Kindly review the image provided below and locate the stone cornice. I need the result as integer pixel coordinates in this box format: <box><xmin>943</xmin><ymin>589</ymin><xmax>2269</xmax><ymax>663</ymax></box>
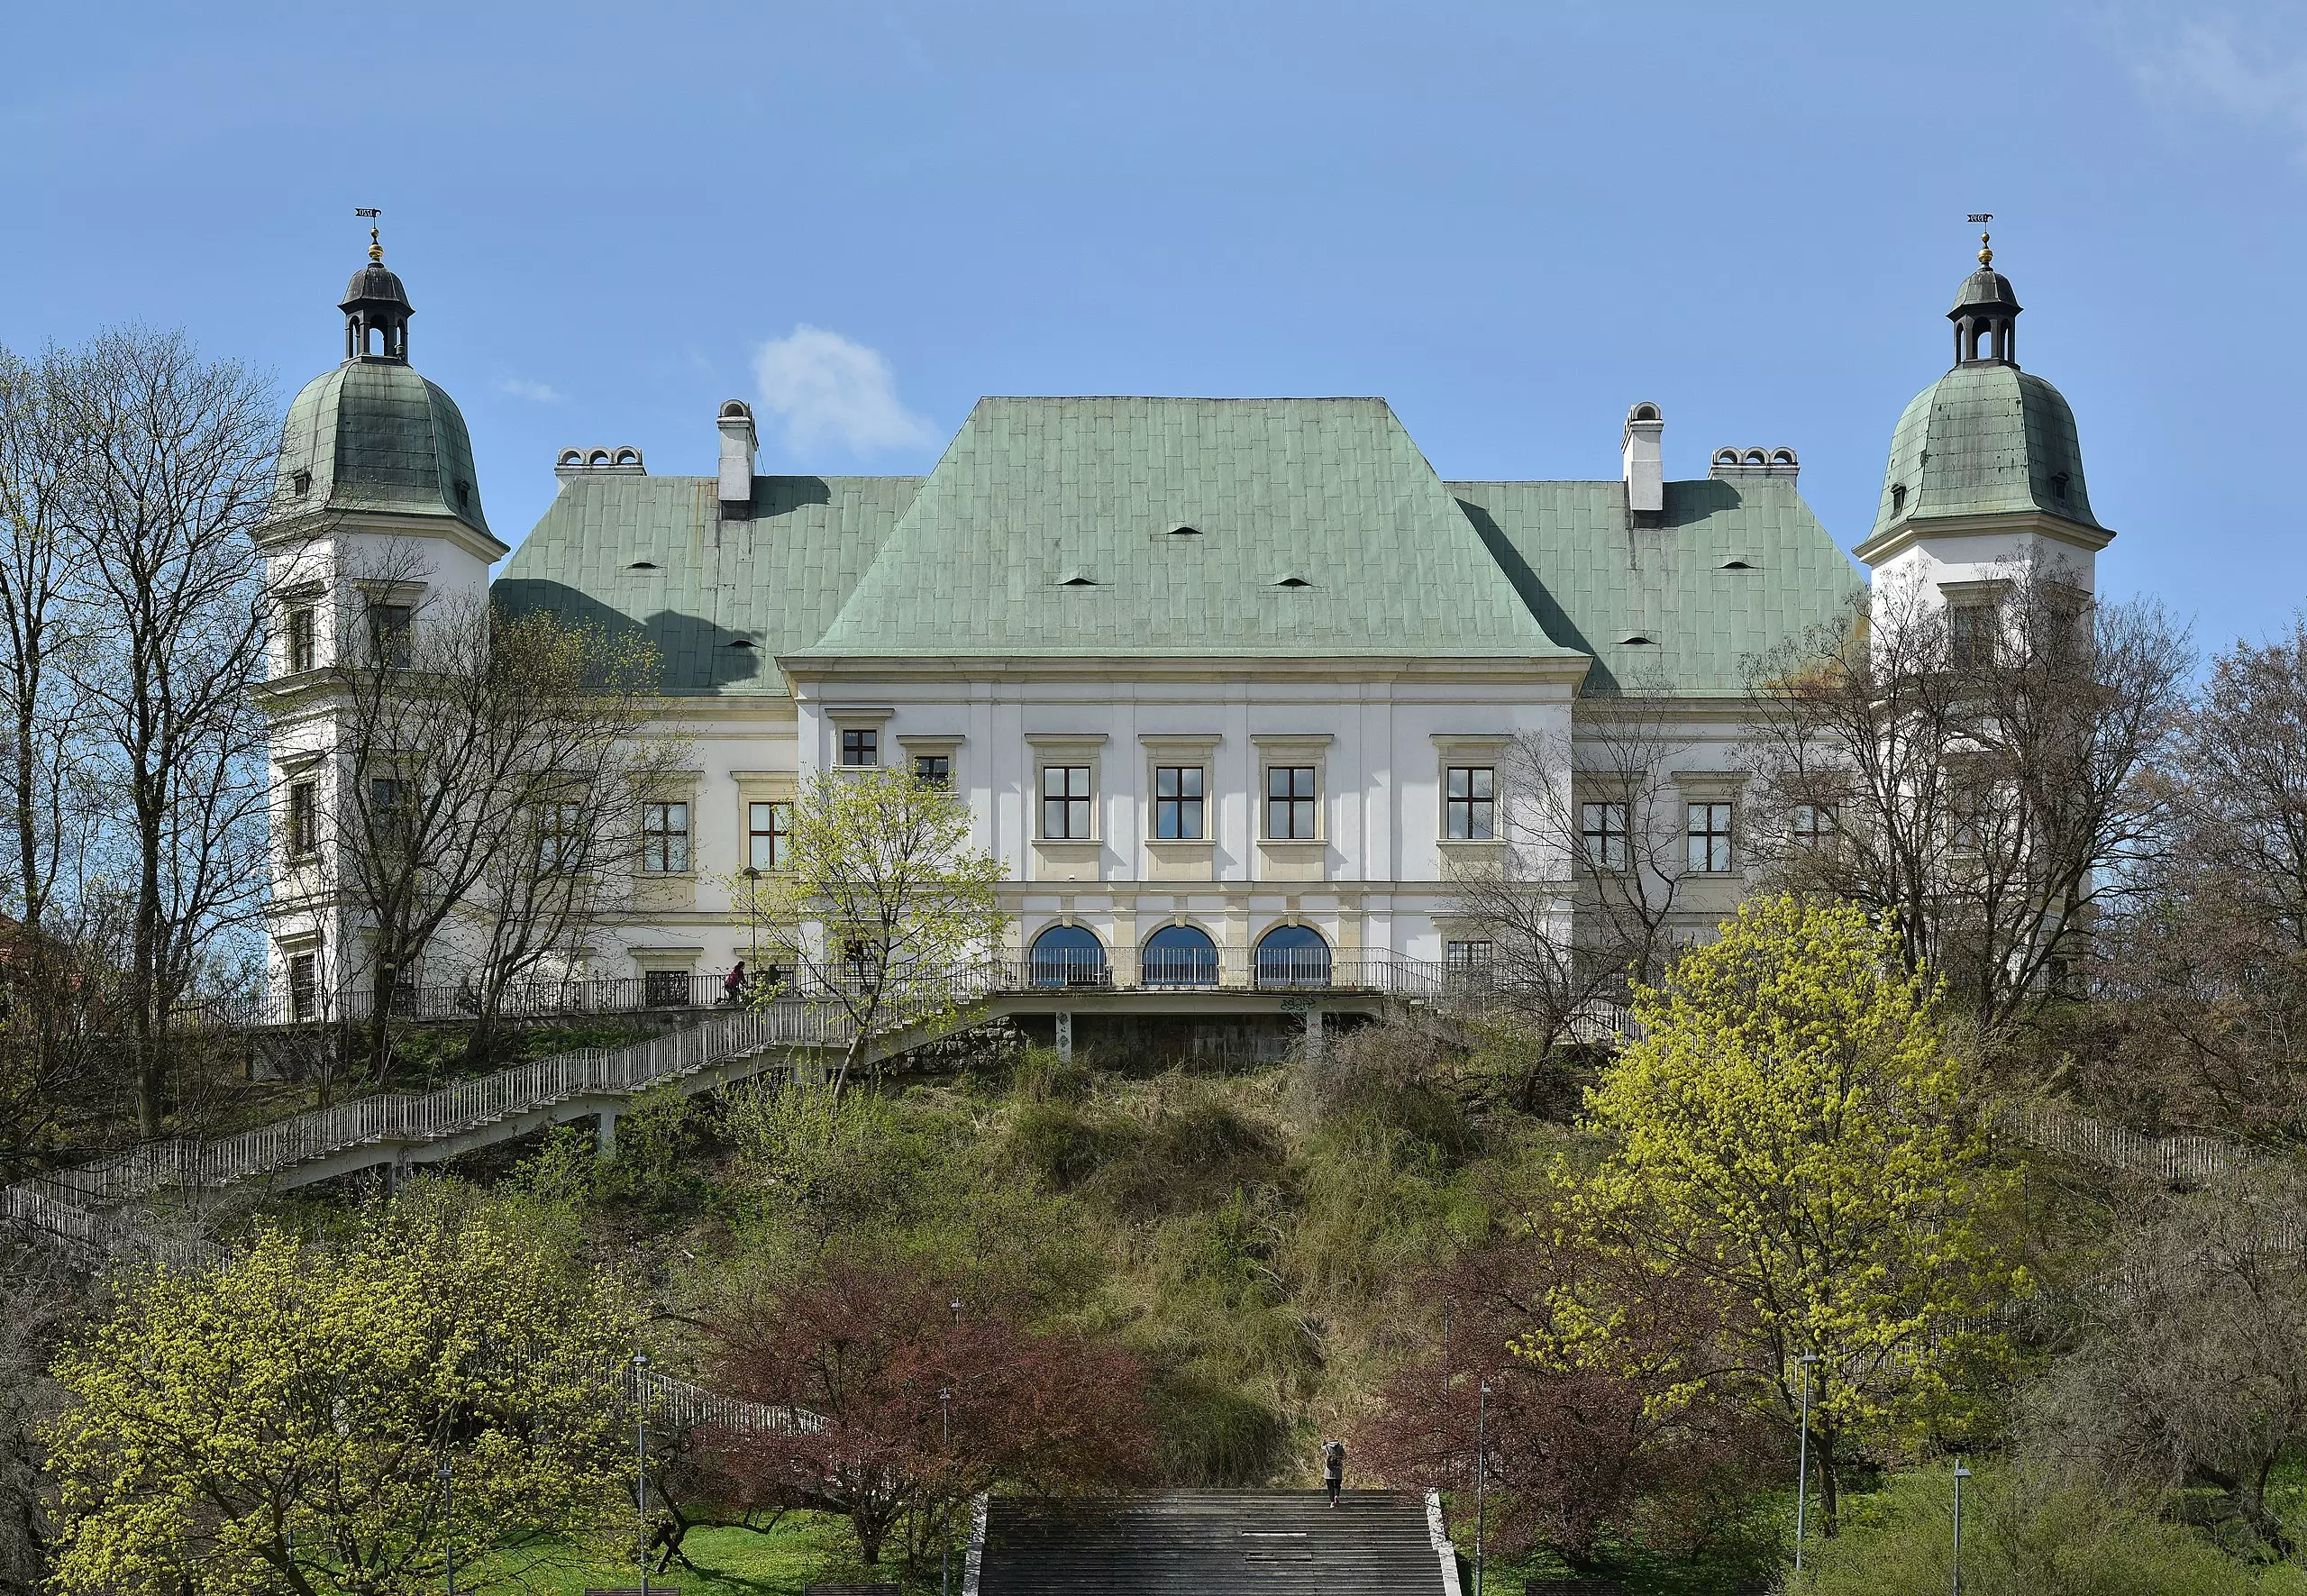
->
<box><xmin>779</xmin><ymin>652</ymin><xmax>1593</xmax><ymax>689</ymax></box>
<box><xmin>1853</xmin><ymin>507</ymin><xmax>2114</xmax><ymax>567</ymax></box>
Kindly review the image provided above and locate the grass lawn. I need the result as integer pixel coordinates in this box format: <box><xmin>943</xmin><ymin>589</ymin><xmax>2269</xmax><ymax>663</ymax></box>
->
<box><xmin>505</xmin><ymin>1516</ymin><xmax>952</xmax><ymax>1596</ymax></box>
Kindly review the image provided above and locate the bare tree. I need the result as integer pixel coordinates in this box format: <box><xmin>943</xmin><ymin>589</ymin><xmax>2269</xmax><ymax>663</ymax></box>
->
<box><xmin>324</xmin><ymin>559</ymin><xmax>668</xmax><ymax>1080</ymax></box>
<box><xmin>0</xmin><ymin>346</ymin><xmax>115</xmax><ymax>1155</ymax></box>
<box><xmin>50</xmin><ymin>329</ymin><xmax>277</xmax><ymax>1138</ymax></box>
<box><xmin>1744</xmin><ymin>563</ymin><xmax>2190</xmax><ymax>1035</ymax></box>
<box><xmin>0</xmin><ymin>1240</ymin><xmax>77</xmax><ymax>1596</ymax></box>
<box><xmin>1445</xmin><ymin>683</ymin><xmax>1696</xmax><ymax>1108</ymax></box>
<box><xmin>2025</xmin><ymin>1169</ymin><xmax>2307</xmax><ymax>1555</ymax></box>
<box><xmin>2083</xmin><ymin>619</ymin><xmax>2307</xmax><ymax>1137</ymax></box>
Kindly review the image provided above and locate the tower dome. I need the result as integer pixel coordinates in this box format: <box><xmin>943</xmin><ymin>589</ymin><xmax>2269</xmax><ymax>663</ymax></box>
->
<box><xmin>1864</xmin><ymin>239</ymin><xmax>2099</xmax><ymax>546</ymax></box>
<box><xmin>270</xmin><ymin>237</ymin><xmax>489</xmax><ymax>537</ymax></box>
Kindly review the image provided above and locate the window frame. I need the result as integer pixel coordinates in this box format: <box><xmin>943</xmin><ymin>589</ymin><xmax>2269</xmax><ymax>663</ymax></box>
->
<box><xmin>1581</xmin><ymin>800</ymin><xmax>1629</xmax><ymax>872</ymax></box>
<box><xmin>1041</xmin><ymin>764</ymin><xmax>1094</xmax><ymax>841</ymax></box>
<box><xmin>1444</xmin><ymin>765</ymin><xmax>1496</xmax><ymax>841</ymax></box>
<box><xmin>1154</xmin><ymin>764</ymin><xmax>1206</xmax><ymax>841</ymax></box>
<box><xmin>366</xmin><ymin>600</ymin><xmax>414</xmax><ymax>670</ymax></box>
<box><xmin>535</xmin><ymin>799</ymin><xmax>586</xmax><ymax>872</ymax></box>
<box><xmin>641</xmin><ymin>800</ymin><xmax>691</xmax><ymax>874</ymax></box>
<box><xmin>1790</xmin><ymin>802</ymin><xmax>1837</xmax><ymax>850</ymax></box>
<box><xmin>286</xmin><ymin>606</ymin><xmax>315</xmax><ymax>674</ymax></box>
<box><xmin>287</xmin><ymin>952</ymin><xmax>319</xmax><ymax>1022</ymax></box>
<box><xmin>912</xmin><ymin>752</ymin><xmax>951</xmax><ymax>789</ymax></box>
<box><xmin>746</xmin><ymin>799</ymin><xmax>792</xmax><ymax>872</ymax></box>
<box><xmin>1264</xmin><ymin>764</ymin><xmax>1318</xmax><ymax>842</ymax></box>
<box><xmin>1686</xmin><ymin>800</ymin><xmax>1735</xmax><ymax>874</ymax></box>
<box><xmin>839</xmin><ymin>727</ymin><xmax>880</xmax><ymax>768</ymax></box>
<box><xmin>287</xmin><ymin>779</ymin><xmax>318</xmax><ymax>859</ymax></box>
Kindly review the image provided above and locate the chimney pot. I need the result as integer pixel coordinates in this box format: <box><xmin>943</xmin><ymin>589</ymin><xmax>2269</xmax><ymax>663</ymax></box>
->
<box><xmin>1622</xmin><ymin>402</ymin><xmax>1664</xmax><ymax>515</ymax></box>
<box><xmin>717</xmin><ymin>400</ymin><xmax>757</xmax><ymax>518</ymax></box>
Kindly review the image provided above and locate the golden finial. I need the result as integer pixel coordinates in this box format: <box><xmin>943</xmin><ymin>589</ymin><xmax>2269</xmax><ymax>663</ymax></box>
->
<box><xmin>356</xmin><ymin>207</ymin><xmax>382</xmax><ymax>264</ymax></box>
<box><xmin>1968</xmin><ymin>212</ymin><xmax>1993</xmax><ymax>268</ymax></box>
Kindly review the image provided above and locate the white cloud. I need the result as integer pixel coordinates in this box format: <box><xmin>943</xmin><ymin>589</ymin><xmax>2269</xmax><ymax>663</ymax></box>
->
<box><xmin>752</xmin><ymin>324</ymin><xmax>938</xmax><ymax>457</ymax></box>
<box><xmin>496</xmin><ymin>377</ymin><xmax>562</xmax><ymax>402</ymax></box>
<box><xmin>2121</xmin><ymin>11</ymin><xmax>2307</xmax><ymax>155</ymax></box>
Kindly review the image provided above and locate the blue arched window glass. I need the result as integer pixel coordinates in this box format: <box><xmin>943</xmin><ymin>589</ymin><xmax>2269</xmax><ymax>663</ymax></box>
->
<box><xmin>1255</xmin><ymin>924</ymin><xmax>1331</xmax><ymax>988</ymax></box>
<box><xmin>1029</xmin><ymin>925</ymin><xmax>1108</xmax><ymax>988</ymax></box>
<box><xmin>1141</xmin><ymin>925</ymin><xmax>1218</xmax><ymax>988</ymax></box>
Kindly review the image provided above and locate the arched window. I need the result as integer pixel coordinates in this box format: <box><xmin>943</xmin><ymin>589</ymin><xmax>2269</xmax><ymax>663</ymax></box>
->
<box><xmin>1141</xmin><ymin>925</ymin><xmax>1217</xmax><ymax>988</ymax></box>
<box><xmin>1029</xmin><ymin>925</ymin><xmax>1108</xmax><ymax>988</ymax></box>
<box><xmin>1255</xmin><ymin>924</ymin><xmax>1330</xmax><ymax>989</ymax></box>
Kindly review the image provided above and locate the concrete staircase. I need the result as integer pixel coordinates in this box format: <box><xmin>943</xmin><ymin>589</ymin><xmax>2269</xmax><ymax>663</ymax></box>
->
<box><xmin>968</xmin><ymin>1490</ymin><xmax>1460</xmax><ymax>1596</ymax></box>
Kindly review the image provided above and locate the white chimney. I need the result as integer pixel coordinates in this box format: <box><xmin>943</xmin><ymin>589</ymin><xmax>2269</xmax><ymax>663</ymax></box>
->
<box><xmin>1622</xmin><ymin>402</ymin><xmax>1664</xmax><ymax>515</ymax></box>
<box><xmin>717</xmin><ymin>400</ymin><xmax>757</xmax><ymax>517</ymax></box>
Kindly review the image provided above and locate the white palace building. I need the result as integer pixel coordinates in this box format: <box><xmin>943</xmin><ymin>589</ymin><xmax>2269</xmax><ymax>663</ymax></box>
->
<box><xmin>257</xmin><ymin>236</ymin><xmax>2111</xmax><ymax>1039</ymax></box>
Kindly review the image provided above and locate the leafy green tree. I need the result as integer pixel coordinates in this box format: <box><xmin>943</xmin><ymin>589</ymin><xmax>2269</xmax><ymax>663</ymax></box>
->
<box><xmin>731</xmin><ymin>766</ymin><xmax>1005</xmax><ymax>1091</ymax></box>
<box><xmin>44</xmin><ymin>1184</ymin><xmax>634</xmax><ymax>1596</ymax></box>
<box><xmin>1562</xmin><ymin>896</ymin><xmax>2025</xmax><ymax>1532</ymax></box>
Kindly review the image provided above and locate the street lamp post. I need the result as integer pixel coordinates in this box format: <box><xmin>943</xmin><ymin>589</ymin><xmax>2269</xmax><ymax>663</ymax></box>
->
<box><xmin>1952</xmin><ymin>1459</ymin><xmax>1970</xmax><ymax>1596</ymax></box>
<box><xmin>941</xmin><ymin>1387</ymin><xmax>954</xmax><ymax>1596</ymax></box>
<box><xmin>1793</xmin><ymin>1350</ymin><xmax>1820</xmax><ymax>1574</ymax></box>
<box><xmin>634</xmin><ymin>1353</ymin><xmax>649</xmax><ymax>1592</ymax></box>
<box><xmin>440</xmin><ymin>1455</ymin><xmax>454</xmax><ymax>1596</ymax></box>
<box><xmin>1473</xmin><ymin>1378</ymin><xmax>1490</xmax><ymax>1596</ymax></box>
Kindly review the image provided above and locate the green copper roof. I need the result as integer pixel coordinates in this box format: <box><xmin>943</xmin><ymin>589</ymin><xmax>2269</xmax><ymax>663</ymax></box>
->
<box><xmin>276</xmin><ymin>360</ymin><xmax>489</xmax><ymax>534</ymax></box>
<box><xmin>1450</xmin><ymin>477</ymin><xmax>1862</xmax><ymax>696</ymax></box>
<box><xmin>495</xmin><ymin>472</ymin><xmax>920</xmax><ymax>696</ymax></box>
<box><xmin>1869</xmin><ymin>363</ymin><xmax>2098</xmax><ymax>542</ymax></box>
<box><xmin>793</xmin><ymin>397</ymin><xmax>1576</xmax><ymax>662</ymax></box>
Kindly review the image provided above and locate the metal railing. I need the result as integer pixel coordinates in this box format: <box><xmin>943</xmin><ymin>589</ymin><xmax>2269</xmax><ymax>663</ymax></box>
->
<box><xmin>29</xmin><ymin>999</ymin><xmax>855</xmax><ymax>1208</ymax></box>
<box><xmin>180</xmin><ymin>953</ymin><xmax>1575</xmax><ymax>1030</ymax></box>
<box><xmin>29</xmin><ymin>955</ymin><xmax>1641</xmax><ymax>1221</ymax></box>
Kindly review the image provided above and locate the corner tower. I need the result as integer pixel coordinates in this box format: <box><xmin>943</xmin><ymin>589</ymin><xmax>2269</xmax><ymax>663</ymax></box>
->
<box><xmin>1853</xmin><ymin>232</ymin><xmax>2111</xmax><ymax>611</ymax></box>
<box><xmin>255</xmin><ymin>228</ymin><xmax>509</xmax><ymax>1020</ymax></box>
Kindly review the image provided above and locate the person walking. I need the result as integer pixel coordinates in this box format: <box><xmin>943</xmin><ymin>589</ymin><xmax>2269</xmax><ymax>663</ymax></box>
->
<box><xmin>723</xmin><ymin>960</ymin><xmax>747</xmax><ymax>1006</ymax></box>
<box><xmin>1321</xmin><ymin>1438</ymin><xmax>1346</xmax><ymax>1507</ymax></box>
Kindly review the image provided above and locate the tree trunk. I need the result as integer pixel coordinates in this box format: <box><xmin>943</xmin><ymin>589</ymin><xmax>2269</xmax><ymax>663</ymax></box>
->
<box><xmin>1817</xmin><ymin>1416</ymin><xmax>1840</xmax><ymax>1536</ymax></box>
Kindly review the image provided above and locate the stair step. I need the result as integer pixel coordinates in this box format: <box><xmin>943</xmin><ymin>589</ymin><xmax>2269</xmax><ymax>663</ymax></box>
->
<box><xmin>977</xmin><ymin>1491</ymin><xmax>1450</xmax><ymax>1595</ymax></box>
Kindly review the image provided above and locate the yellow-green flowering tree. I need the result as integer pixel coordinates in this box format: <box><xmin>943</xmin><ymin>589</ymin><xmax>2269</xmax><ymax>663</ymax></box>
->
<box><xmin>734</xmin><ymin>766</ymin><xmax>1006</xmax><ymax>1092</ymax></box>
<box><xmin>1563</xmin><ymin>896</ymin><xmax>2024</xmax><ymax>1533</ymax></box>
<box><xmin>44</xmin><ymin>1183</ymin><xmax>634</xmax><ymax>1596</ymax></box>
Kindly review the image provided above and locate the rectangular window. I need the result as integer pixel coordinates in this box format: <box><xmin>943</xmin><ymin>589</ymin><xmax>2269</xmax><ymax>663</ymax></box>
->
<box><xmin>369</xmin><ymin>776</ymin><xmax>409</xmax><ymax>815</ymax></box>
<box><xmin>1581</xmin><ymin>801</ymin><xmax>1628</xmax><ymax>871</ymax></box>
<box><xmin>1154</xmin><ymin>765</ymin><xmax>1205</xmax><ymax>840</ymax></box>
<box><xmin>840</xmin><ymin>728</ymin><xmax>879</xmax><ymax>766</ymax></box>
<box><xmin>1042</xmin><ymin>765</ymin><xmax>1092</xmax><ymax>840</ymax></box>
<box><xmin>1445</xmin><ymin>939</ymin><xmax>1493</xmax><ymax>971</ymax></box>
<box><xmin>913</xmin><ymin>753</ymin><xmax>951</xmax><ymax>789</ymax></box>
<box><xmin>287</xmin><ymin>606</ymin><xmax>315</xmax><ymax>674</ymax></box>
<box><xmin>1687</xmin><ymin>801</ymin><xmax>1735</xmax><ymax>873</ymax></box>
<box><xmin>1791</xmin><ymin>803</ymin><xmax>1836</xmax><ymax>849</ymax></box>
<box><xmin>1947</xmin><ymin>603</ymin><xmax>1993</xmax><ymax>668</ymax></box>
<box><xmin>1265</xmin><ymin>765</ymin><xmax>1318</xmax><ymax>840</ymax></box>
<box><xmin>367</xmin><ymin>601</ymin><xmax>413</xmax><ymax>669</ymax></box>
<box><xmin>287</xmin><ymin>953</ymin><xmax>318</xmax><ymax>1022</ymax></box>
<box><xmin>642</xmin><ymin>801</ymin><xmax>690</xmax><ymax>873</ymax></box>
<box><xmin>1445</xmin><ymin>766</ymin><xmax>1495</xmax><ymax>840</ymax></box>
<box><xmin>747</xmin><ymin>800</ymin><xmax>791</xmax><ymax>871</ymax></box>
<box><xmin>643</xmin><ymin>970</ymin><xmax>691</xmax><ymax>1008</ymax></box>
<box><xmin>287</xmin><ymin>780</ymin><xmax>318</xmax><ymax>857</ymax></box>
<box><xmin>536</xmin><ymin>801</ymin><xmax>584</xmax><ymax>871</ymax></box>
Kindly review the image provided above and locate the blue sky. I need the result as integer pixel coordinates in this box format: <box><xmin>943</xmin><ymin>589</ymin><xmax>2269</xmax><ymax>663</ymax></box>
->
<box><xmin>3</xmin><ymin>2</ymin><xmax>2300</xmax><ymax>652</ymax></box>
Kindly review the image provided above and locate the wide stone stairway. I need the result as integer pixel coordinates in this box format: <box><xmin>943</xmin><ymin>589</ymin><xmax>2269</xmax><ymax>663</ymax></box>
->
<box><xmin>971</xmin><ymin>1489</ymin><xmax>1460</xmax><ymax>1595</ymax></box>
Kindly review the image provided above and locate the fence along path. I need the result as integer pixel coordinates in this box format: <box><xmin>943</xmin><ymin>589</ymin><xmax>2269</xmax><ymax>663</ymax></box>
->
<box><xmin>19</xmin><ymin>999</ymin><xmax>857</xmax><ymax>1210</ymax></box>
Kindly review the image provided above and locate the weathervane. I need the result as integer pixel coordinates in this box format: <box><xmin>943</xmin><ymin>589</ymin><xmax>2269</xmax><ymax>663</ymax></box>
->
<box><xmin>356</xmin><ymin>207</ymin><xmax>382</xmax><ymax>265</ymax></box>
<box><xmin>1967</xmin><ymin>213</ymin><xmax>1993</xmax><ymax>267</ymax></box>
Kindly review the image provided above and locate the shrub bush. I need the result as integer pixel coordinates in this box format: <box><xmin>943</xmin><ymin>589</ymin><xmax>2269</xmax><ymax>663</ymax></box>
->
<box><xmin>1788</xmin><ymin>1467</ymin><xmax>2279</xmax><ymax>1596</ymax></box>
